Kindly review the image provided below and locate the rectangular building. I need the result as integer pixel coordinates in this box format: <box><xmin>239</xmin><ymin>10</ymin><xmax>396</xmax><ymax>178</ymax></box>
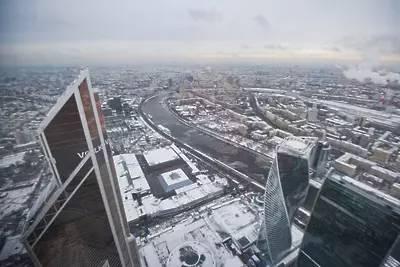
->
<box><xmin>158</xmin><ymin>168</ymin><xmax>193</xmax><ymax>193</ymax></box>
<box><xmin>297</xmin><ymin>169</ymin><xmax>400</xmax><ymax>267</ymax></box>
<box><xmin>143</xmin><ymin>146</ymin><xmax>181</xmax><ymax>170</ymax></box>
<box><xmin>21</xmin><ymin>69</ymin><xmax>138</xmax><ymax>267</ymax></box>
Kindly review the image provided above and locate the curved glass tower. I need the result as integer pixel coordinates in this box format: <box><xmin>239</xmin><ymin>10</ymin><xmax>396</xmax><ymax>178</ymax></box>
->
<box><xmin>257</xmin><ymin>136</ymin><xmax>315</xmax><ymax>265</ymax></box>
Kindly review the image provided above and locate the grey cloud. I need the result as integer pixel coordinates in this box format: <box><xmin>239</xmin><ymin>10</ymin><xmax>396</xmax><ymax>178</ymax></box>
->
<box><xmin>320</xmin><ymin>46</ymin><xmax>341</xmax><ymax>52</ymax></box>
<box><xmin>0</xmin><ymin>6</ymin><xmax>77</xmax><ymax>43</ymax></box>
<box><xmin>330</xmin><ymin>46</ymin><xmax>341</xmax><ymax>52</ymax></box>
<box><xmin>371</xmin><ymin>35</ymin><xmax>400</xmax><ymax>54</ymax></box>
<box><xmin>342</xmin><ymin>34</ymin><xmax>400</xmax><ymax>54</ymax></box>
<box><xmin>253</xmin><ymin>14</ymin><xmax>270</xmax><ymax>33</ymax></box>
<box><xmin>341</xmin><ymin>36</ymin><xmax>368</xmax><ymax>51</ymax></box>
<box><xmin>187</xmin><ymin>9</ymin><xmax>222</xmax><ymax>23</ymax></box>
<box><xmin>1</xmin><ymin>0</ymin><xmax>400</xmax><ymax>65</ymax></box>
<box><xmin>264</xmin><ymin>44</ymin><xmax>288</xmax><ymax>50</ymax></box>
<box><xmin>241</xmin><ymin>44</ymin><xmax>251</xmax><ymax>50</ymax></box>
<box><xmin>390</xmin><ymin>0</ymin><xmax>400</xmax><ymax>24</ymax></box>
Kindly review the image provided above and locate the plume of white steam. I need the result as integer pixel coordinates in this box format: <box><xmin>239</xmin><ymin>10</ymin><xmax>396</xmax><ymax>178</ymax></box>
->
<box><xmin>343</xmin><ymin>51</ymin><xmax>400</xmax><ymax>84</ymax></box>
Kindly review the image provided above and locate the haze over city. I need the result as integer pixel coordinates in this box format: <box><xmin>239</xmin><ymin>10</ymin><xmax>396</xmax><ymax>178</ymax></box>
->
<box><xmin>1</xmin><ymin>0</ymin><xmax>399</xmax><ymax>65</ymax></box>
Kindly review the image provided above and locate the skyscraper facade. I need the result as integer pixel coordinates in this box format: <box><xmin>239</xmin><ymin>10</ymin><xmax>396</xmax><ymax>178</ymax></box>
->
<box><xmin>168</xmin><ymin>78</ymin><xmax>173</xmax><ymax>89</ymax></box>
<box><xmin>21</xmin><ymin>69</ymin><xmax>137</xmax><ymax>267</ymax></box>
<box><xmin>257</xmin><ymin>137</ymin><xmax>315</xmax><ymax>266</ymax></box>
<box><xmin>297</xmin><ymin>169</ymin><xmax>400</xmax><ymax>267</ymax></box>
<box><xmin>311</xmin><ymin>141</ymin><xmax>330</xmax><ymax>177</ymax></box>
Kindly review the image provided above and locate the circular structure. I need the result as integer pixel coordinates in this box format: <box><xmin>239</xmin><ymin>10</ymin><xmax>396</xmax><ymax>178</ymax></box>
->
<box><xmin>254</xmin><ymin>195</ymin><xmax>264</xmax><ymax>206</ymax></box>
<box><xmin>167</xmin><ymin>241</ymin><xmax>216</xmax><ymax>267</ymax></box>
<box><xmin>253</xmin><ymin>195</ymin><xmax>265</xmax><ymax>211</ymax></box>
<box><xmin>180</xmin><ymin>246</ymin><xmax>199</xmax><ymax>265</ymax></box>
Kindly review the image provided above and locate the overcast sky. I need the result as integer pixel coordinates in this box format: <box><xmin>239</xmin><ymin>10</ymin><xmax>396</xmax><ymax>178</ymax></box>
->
<box><xmin>0</xmin><ymin>0</ymin><xmax>399</xmax><ymax>65</ymax></box>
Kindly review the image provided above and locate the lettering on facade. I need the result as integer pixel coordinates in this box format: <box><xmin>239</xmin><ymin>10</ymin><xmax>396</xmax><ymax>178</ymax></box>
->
<box><xmin>77</xmin><ymin>140</ymin><xmax>109</xmax><ymax>158</ymax></box>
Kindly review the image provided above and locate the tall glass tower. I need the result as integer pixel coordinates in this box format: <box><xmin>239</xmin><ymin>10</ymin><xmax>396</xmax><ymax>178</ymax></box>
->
<box><xmin>297</xmin><ymin>169</ymin><xmax>400</xmax><ymax>267</ymax></box>
<box><xmin>21</xmin><ymin>69</ymin><xmax>138</xmax><ymax>267</ymax></box>
<box><xmin>257</xmin><ymin>136</ymin><xmax>316</xmax><ymax>266</ymax></box>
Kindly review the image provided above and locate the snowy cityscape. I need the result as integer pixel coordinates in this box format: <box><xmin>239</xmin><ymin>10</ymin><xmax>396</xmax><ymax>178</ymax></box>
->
<box><xmin>0</xmin><ymin>62</ymin><xmax>399</xmax><ymax>267</ymax></box>
<box><xmin>2</xmin><ymin>0</ymin><xmax>400</xmax><ymax>266</ymax></box>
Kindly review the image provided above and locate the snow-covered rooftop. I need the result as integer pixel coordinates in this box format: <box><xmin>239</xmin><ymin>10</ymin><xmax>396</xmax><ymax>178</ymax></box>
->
<box><xmin>0</xmin><ymin>152</ymin><xmax>25</xmax><ymax>168</ymax></box>
<box><xmin>114</xmin><ymin>154</ymin><xmax>150</xmax><ymax>194</ymax></box>
<box><xmin>278</xmin><ymin>136</ymin><xmax>316</xmax><ymax>157</ymax></box>
<box><xmin>138</xmin><ymin>196</ymin><xmax>304</xmax><ymax>267</ymax></box>
<box><xmin>113</xmin><ymin>154</ymin><xmax>151</xmax><ymax>222</ymax></box>
<box><xmin>0</xmin><ymin>185</ymin><xmax>35</xmax><ymax>221</ymax></box>
<box><xmin>122</xmin><ymin>174</ymin><xmax>226</xmax><ymax>223</ymax></box>
<box><xmin>170</xmin><ymin>144</ymin><xmax>199</xmax><ymax>174</ymax></box>
<box><xmin>0</xmin><ymin>235</ymin><xmax>26</xmax><ymax>261</ymax></box>
<box><xmin>160</xmin><ymin>169</ymin><xmax>190</xmax><ymax>187</ymax></box>
<box><xmin>208</xmin><ymin>200</ymin><xmax>260</xmax><ymax>249</ymax></box>
<box><xmin>139</xmin><ymin>207</ymin><xmax>245</xmax><ymax>267</ymax></box>
<box><xmin>143</xmin><ymin>146</ymin><xmax>180</xmax><ymax>167</ymax></box>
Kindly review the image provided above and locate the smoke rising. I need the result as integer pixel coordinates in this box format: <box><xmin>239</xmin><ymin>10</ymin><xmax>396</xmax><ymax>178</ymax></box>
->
<box><xmin>343</xmin><ymin>51</ymin><xmax>400</xmax><ymax>84</ymax></box>
<box><xmin>344</xmin><ymin>68</ymin><xmax>400</xmax><ymax>84</ymax></box>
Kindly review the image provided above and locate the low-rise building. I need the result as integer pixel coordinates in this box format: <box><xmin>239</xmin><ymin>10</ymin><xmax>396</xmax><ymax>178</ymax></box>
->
<box><xmin>333</xmin><ymin>153</ymin><xmax>399</xmax><ymax>184</ymax></box>
<box><xmin>114</xmin><ymin>153</ymin><xmax>151</xmax><ymax>195</ymax></box>
<box><xmin>371</xmin><ymin>142</ymin><xmax>397</xmax><ymax>166</ymax></box>
<box><xmin>158</xmin><ymin>168</ymin><xmax>193</xmax><ymax>193</ymax></box>
<box><xmin>333</xmin><ymin>159</ymin><xmax>357</xmax><ymax>177</ymax></box>
<box><xmin>143</xmin><ymin>146</ymin><xmax>181</xmax><ymax>170</ymax></box>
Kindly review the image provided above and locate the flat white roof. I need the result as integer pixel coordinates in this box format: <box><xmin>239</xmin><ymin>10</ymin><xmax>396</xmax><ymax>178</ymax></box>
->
<box><xmin>138</xmin><ymin>196</ymin><xmax>304</xmax><ymax>267</ymax></box>
<box><xmin>170</xmin><ymin>144</ymin><xmax>199</xmax><ymax>174</ymax></box>
<box><xmin>209</xmin><ymin>200</ymin><xmax>259</xmax><ymax>245</ymax></box>
<box><xmin>0</xmin><ymin>186</ymin><xmax>35</xmax><ymax>221</ymax></box>
<box><xmin>139</xmin><ymin>207</ymin><xmax>245</xmax><ymax>267</ymax></box>
<box><xmin>0</xmin><ymin>152</ymin><xmax>25</xmax><ymax>168</ymax></box>
<box><xmin>160</xmin><ymin>168</ymin><xmax>190</xmax><ymax>186</ymax></box>
<box><xmin>278</xmin><ymin>136</ymin><xmax>316</xmax><ymax>157</ymax></box>
<box><xmin>0</xmin><ymin>235</ymin><xmax>25</xmax><ymax>261</ymax></box>
<box><xmin>285</xmin><ymin>139</ymin><xmax>308</xmax><ymax>150</ymax></box>
<box><xmin>143</xmin><ymin>146</ymin><xmax>180</xmax><ymax>167</ymax></box>
<box><xmin>113</xmin><ymin>154</ymin><xmax>151</xmax><ymax>222</ymax></box>
<box><xmin>123</xmin><ymin>174</ymin><xmax>225</xmax><ymax>223</ymax></box>
<box><xmin>114</xmin><ymin>154</ymin><xmax>150</xmax><ymax>194</ymax></box>
<box><xmin>309</xmin><ymin>178</ymin><xmax>322</xmax><ymax>189</ymax></box>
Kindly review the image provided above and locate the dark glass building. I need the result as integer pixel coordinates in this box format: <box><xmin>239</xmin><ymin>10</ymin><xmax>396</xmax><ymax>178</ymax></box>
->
<box><xmin>312</xmin><ymin>141</ymin><xmax>330</xmax><ymax>177</ymax></box>
<box><xmin>107</xmin><ymin>97</ymin><xmax>122</xmax><ymax>114</ymax></box>
<box><xmin>302</xmin><ymin>180</ymin><xmax>321</xmax><ymax>212</ymax></box>
<box><xmin>21</xmin><ymin>69</ymin><xmax>137</xmax><ymax>267</ymax></box>
<box><xmin>257</xmin><ymin>137</ymin><xmax>316</xmax><ymax>266</ymax></box>
<box><xmin>297</xmin><ymin>170</ymin><xmax>400</xmax><ymax>267</ymax></box>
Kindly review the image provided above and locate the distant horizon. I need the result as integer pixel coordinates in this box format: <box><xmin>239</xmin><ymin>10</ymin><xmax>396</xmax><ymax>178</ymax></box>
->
<box><xmin>1</xmin><ymin>55</ymin><xmax>400</xmax><ymax>68</ymax></box>
<box><xmin>1</xmin><ymin>0</ymin><xmax>399</xmax><ymax>68</ymax></box>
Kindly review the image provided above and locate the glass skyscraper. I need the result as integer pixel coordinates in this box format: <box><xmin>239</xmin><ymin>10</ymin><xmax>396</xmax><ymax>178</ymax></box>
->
<box><xmin>257</xmin><ymin>137</ymin><xmax>315</xmax><ymax>266</ymax></box>
<box><xmin>21</xmin><ymin>69</ymin><xmax>138</xmax><ymax>267</ymax></box>
<box><xmin>297</xmin><ymin>170</ymin><xmax>400</xmax><ymax>267</ymax></box>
